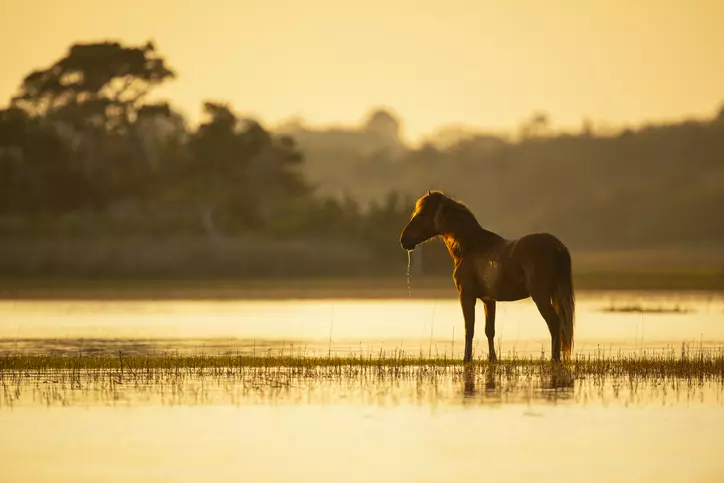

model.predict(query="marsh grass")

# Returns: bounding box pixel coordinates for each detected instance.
[2,350,723,408]
[2,349,723,378]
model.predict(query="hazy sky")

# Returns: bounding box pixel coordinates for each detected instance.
[2,0,723,141]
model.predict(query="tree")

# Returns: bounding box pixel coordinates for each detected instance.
[134,102,188,171]
[8,41,177,205]
[12,40,175,131]
[361,190,413,261]
[177,102,311,235]
[0,108,93,213]
[518,111,551,139]
[364,108,401,142]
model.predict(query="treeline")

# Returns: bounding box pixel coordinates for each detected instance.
[282,101,724,274]
[0,41,411,277]
[1,39,723,279]
[293,107,724,253]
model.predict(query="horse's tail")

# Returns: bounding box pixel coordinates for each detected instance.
[553,247,575,358]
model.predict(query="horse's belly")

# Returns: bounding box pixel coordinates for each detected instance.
[490,285,529,302]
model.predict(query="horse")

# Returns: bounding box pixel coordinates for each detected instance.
[399,190,575,363]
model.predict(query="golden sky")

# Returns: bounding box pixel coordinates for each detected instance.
[1,0,723,141]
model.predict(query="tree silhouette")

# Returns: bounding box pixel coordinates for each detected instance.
[8,40,178,206]
[170,102,310,235]
[1,38,723,279]
[364,108,401,142]
[13,40,174,131]
[0,108,93,213]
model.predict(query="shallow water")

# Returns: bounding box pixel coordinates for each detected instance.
[1,370,723,483]
[1,291,723,482]
[2,403,721,483]
[1,291,722,357]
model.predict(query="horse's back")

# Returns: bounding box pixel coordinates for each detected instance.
[512,233,569,261]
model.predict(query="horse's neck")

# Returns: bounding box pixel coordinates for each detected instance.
[441,224,502,260]
[441,234,464,260]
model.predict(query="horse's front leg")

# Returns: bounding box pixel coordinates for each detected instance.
[460,293,476,363]
[483,300,497,361]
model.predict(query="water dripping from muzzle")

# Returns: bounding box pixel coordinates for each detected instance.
[407,249,413,299]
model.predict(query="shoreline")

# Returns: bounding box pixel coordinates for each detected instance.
[0,272,722,300]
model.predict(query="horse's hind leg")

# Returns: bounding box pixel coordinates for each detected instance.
[483,300,496,361]
[530,292,562,362]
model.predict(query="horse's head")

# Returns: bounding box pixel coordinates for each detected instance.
[399,190,446,250]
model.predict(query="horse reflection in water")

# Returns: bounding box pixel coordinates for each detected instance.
[462,365,497,398]
[400,191,575,362]
[460,365,574,404]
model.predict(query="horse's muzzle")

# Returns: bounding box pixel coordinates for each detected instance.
[400,239,416,251]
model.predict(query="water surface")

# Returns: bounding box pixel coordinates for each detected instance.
[1,291,721,357]
[2,369,723,483]
[1,291,723,482]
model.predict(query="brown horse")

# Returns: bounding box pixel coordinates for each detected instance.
[399,190,575,362]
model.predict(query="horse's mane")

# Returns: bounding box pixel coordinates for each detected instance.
[417,190,478,225]
[419,191,503,256]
